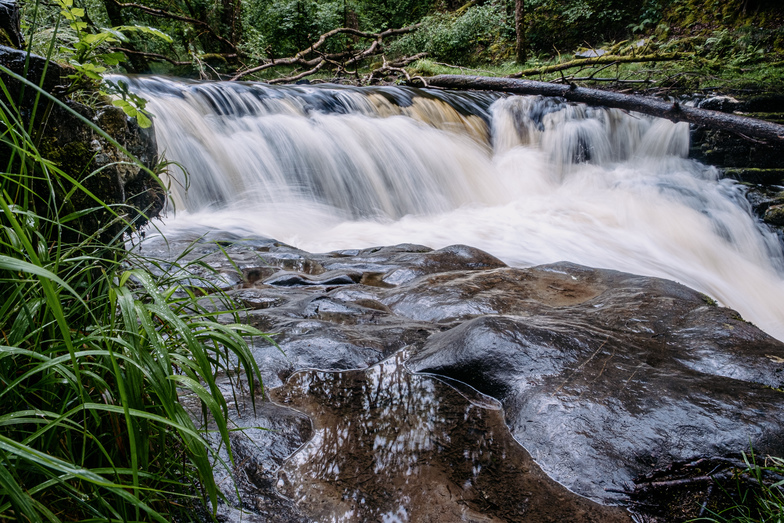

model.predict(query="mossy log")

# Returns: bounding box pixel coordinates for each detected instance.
[510,53,690,78]
[421,74,784,144]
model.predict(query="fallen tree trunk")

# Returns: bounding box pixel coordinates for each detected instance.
[421,75,784,144]
[510,52,689,78]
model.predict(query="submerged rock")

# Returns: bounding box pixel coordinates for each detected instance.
[144,234,784,522]
[272,350,629,522]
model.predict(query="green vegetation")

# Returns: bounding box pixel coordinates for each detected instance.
[16,0,783,91]
[0,10,269,522]
[4,0,784,520]
[691,453,784,522]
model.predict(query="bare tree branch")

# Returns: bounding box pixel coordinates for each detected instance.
[230,23,421,82]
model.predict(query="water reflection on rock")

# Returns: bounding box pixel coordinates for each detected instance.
[271,350,629,523]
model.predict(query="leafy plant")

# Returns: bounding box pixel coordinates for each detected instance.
[389,4,507,65]
[53,0,170,126]
[0,21,269,523]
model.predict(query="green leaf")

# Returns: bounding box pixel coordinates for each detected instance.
[135,111,152,128]
[115,25,173,44]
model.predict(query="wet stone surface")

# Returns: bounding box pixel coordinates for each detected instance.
[271,350,629,523]
[142,232,784,522]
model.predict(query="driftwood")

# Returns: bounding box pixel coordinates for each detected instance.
[230,24,421,82]
[420,75,784,144]
[510,52,690,78]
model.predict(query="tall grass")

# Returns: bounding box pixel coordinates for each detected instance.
[0,24,267,523]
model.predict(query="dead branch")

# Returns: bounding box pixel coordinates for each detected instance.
[230,23,421,82]
[267,60,328,85]
[419,74,784,144]
[364,53,428,84]
[510,53,691,78]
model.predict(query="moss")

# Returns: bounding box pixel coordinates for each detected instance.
[42,141,94,177]
[700,294,718,307]
[0,29,14,48]
[764,203,784,226]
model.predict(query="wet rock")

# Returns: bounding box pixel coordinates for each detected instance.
[697,96,741,113]
[406,265,784,502]
[723,168,784,186]
[765,203,784,226]
[263,270,361,287]
[272,350,630,523]
[0,1,23,48]
[0,45,66,116]
[139,234,784,522]
[185,387,313,523]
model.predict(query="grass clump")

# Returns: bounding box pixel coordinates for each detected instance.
[0,35,267,523]
[691,453,784,522]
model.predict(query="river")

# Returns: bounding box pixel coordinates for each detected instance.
[124,76,784,341]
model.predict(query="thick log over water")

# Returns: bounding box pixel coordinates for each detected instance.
[422,74,784,144]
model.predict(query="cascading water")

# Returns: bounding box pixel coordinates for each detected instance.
[125,76,784,341]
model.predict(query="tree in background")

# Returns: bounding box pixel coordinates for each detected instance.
[515,0,526,63]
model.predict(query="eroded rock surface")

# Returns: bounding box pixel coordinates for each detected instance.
[142,232,784,522]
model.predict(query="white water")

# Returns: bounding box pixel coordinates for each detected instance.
[127,76,784,340]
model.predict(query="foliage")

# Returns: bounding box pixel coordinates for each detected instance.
[49,0,170,126]
[350,0,435,32]
[524,0,661,52]
[241,0,335,58]
[389,3,509,65]
[0,31,268,523]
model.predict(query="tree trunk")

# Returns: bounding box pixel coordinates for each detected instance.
[515,0,526,65]
[102,0,149,72]
[421,74,784,144]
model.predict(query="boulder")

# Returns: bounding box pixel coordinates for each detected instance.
[405,263,784,502]
[0,1,23,48]
[0,46,164,240]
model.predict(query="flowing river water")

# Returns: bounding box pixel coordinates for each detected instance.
[125,76,784,341]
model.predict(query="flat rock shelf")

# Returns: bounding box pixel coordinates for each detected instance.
[142,233,784,523]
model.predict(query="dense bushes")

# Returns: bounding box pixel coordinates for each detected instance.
[389,3,510,65]
[524,0,661,52]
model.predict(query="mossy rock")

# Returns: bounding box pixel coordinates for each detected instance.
[765,204,784,226]
[0,46,164,243]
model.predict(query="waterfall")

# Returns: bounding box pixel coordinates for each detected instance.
[125,76,784,341]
